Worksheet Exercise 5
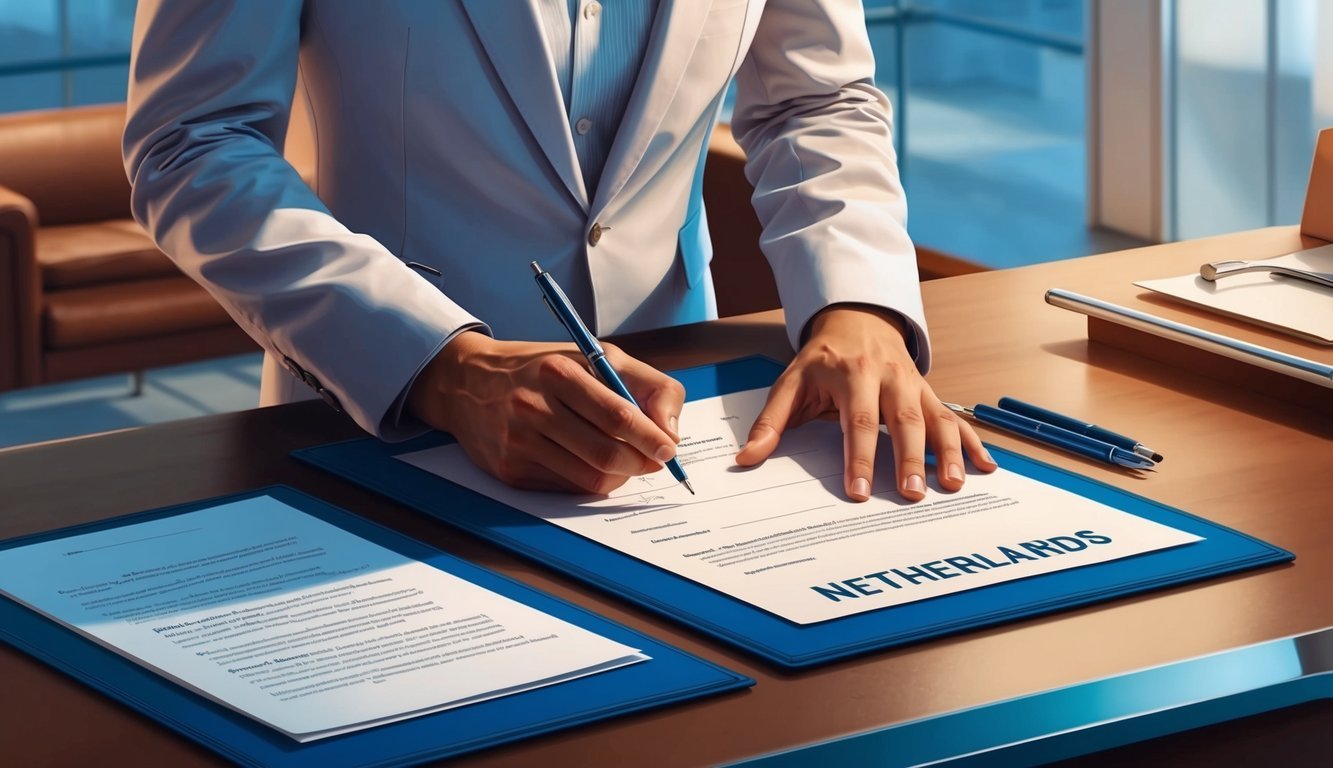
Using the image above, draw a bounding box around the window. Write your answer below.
[0,0,134,112]
[865,0,1141,268]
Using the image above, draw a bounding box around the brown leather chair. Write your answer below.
[0,104,259,393]
[0,103,974,396]
[0,104,755,398]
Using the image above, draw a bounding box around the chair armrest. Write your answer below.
[0,183,41,390]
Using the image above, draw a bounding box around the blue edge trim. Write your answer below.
[293,356,1293,671]
[737,658,1330,767]
[0,487,753,768]
[4,356,1295,766]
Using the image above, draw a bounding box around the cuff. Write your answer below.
[377,321,491,442]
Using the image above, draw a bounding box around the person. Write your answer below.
[122,0,996,503]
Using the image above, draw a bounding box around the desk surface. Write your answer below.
[3,226,1329,766]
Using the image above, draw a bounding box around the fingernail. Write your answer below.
[946,463,964,482]
[668,415,679,439]
[654,445,675,463]
[905,474,925,494]
[982,449,995,465]
[851,477,870,499]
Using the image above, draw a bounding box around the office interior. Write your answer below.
[2,0,1326,449]
[0,1,1330,765]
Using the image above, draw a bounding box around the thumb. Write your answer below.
[736,378,799,466]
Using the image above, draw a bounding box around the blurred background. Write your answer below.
[1,0,1330,449]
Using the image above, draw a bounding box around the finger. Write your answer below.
[609,347,686,441]
[531,435,633,495]
[840,372,882,502]
[499,450,630,495]
[881,378,929,502]
[958,417,998,472]
[735,373,801,466]
[547,399,661,477]
[924,398,967,492]
[538,355,677,465]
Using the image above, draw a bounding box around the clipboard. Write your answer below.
[294,356,1293,669]
[0,486,753,767]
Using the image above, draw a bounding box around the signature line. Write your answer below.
[64,528,204,556]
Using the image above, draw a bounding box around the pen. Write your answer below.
[997,397,1164,462]
[530,262,695,495]
[944,403,1156,470]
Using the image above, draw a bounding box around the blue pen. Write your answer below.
[944,403,1156,470]
[997,397,1163,462]
[530,262,695,495]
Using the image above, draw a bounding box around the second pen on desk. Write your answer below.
[530,262,694,495]
[998,397,1164,463]
[944,403,1156,470]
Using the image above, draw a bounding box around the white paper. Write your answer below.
[399,387,1203,625]
[0,496,645,741]
[1136,245,1333,344]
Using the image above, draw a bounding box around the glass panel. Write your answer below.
[0,0,60,64]
[1273,0,1325,224]
[69,63,128,106]
[891,17,1109,267]
[907,0,1083,39]
[65,0,135,55]
[0,72,62,112]
[1172,0,1325,236]
[1173,0,1268,239]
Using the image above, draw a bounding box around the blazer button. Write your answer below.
[587,223,605,247]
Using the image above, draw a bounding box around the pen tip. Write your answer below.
[683,479,696,496]
[1150,453,1164,463]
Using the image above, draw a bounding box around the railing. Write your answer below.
[0,1,1084,139]
[0,52,129,78]
[864,1,1085,174]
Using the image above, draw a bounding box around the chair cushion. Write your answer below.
[37,219,180,289]
[42,276,235,350]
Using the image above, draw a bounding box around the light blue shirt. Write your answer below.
[535,0,659,194]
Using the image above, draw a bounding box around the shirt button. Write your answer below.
[587,223,604,247]
[584,2,601,20]
[575,117,592,135]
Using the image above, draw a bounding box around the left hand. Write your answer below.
[735,305,997,502]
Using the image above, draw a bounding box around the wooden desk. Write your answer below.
[3,227,1329,766]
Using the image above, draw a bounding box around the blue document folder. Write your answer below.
[294,356,1294,670]
[0,486,753,768]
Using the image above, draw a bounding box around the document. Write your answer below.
[399,387,1202,625]
[1135,244,1333,344]
[0,496,646,741]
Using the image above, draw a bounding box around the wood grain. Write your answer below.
[1,226,1328,766]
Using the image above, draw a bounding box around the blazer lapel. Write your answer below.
[460,0,589,210]
[591,0,710,217]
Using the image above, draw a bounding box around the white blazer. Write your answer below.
[123,0,928,439]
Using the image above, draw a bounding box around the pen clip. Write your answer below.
[531,263,604,359]
[541,294,559,322]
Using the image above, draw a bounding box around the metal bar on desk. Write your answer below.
[1045,288,1333,387]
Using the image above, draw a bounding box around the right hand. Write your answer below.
[406,331,685,495]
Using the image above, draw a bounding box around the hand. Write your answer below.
[406,332,685,495]
[735,306,997,502]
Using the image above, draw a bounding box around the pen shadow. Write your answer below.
[1039,339,1333,440]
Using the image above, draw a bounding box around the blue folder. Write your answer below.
[0,486,753,768]
[294,356,1294,670]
